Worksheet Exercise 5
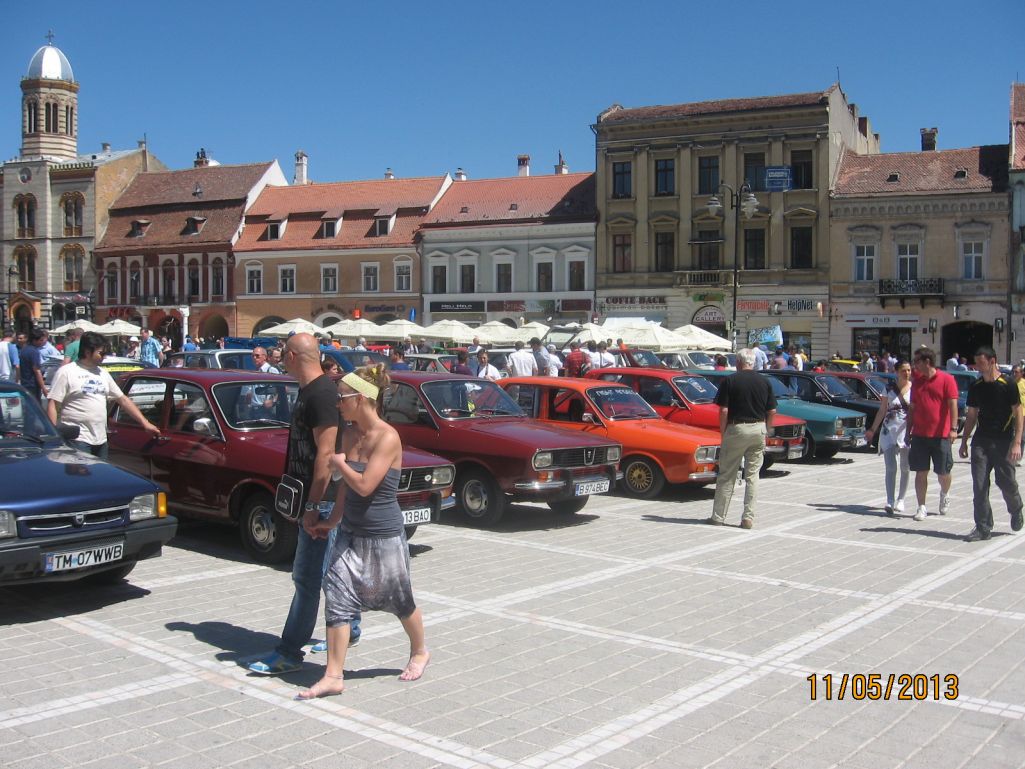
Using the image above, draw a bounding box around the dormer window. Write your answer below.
[322,220,336,238]
[954,168,968,180]
[266,213,287,241]
[129,219,150,237]
[184,216,207,236]
[374,214,395,236]
[886,172,900,183]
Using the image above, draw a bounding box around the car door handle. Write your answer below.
[153,435,171,443]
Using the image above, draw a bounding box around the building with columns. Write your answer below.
[1,39,164,333]
[592,85,879,356]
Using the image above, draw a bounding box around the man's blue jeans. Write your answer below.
[275,516,361,661]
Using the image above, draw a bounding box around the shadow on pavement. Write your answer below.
[641,514,718,526]
[166,520,262,566]
[808,502,886,517]
[437,504,599,534]
[0,579,150,626]
[861,525,1006,541]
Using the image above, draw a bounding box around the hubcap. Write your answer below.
[250,505,276,549]
[626,462,652,492]
[462,480,488,516]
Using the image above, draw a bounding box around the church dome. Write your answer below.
[25,44,75,82]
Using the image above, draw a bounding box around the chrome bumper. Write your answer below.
[688,470,718,481]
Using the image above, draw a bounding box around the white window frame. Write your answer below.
[246,262,263,295]
[266,220,285,240]
[278,264,296,294]
[853,244,876,282]
[955,222,990,282]
[493,259,514,293]
[128,261,142,298]
[321,219,338,238]
[394,256,413,292]
[454,250,478,294]
[104,266,119,302]
[896,242,920,281]
[562,245,590,292]
[374,214,395,236]
[321,263,338,293]
[361,262,380,293]
[530,247,556,292]
[962,240,985,280]
[211,258,224,296]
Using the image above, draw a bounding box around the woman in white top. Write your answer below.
[865,360,912,515]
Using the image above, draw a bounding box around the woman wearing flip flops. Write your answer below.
[298,364,429,699]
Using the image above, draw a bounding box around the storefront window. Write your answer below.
[781,332,812,360]
[851,328,912,363]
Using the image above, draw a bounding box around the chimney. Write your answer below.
[384,168,395,180]
[194,147,209,167]
[101,142,111,153]
[858,116,868,136]
[294,150,308,185]
[920,127,938,152]
[517,154,530,177]
[554,150,568,175]
[454,167,467,181]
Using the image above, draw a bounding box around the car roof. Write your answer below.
[121,369,294,384]
[587,366,679,379]
[502,376,630,391]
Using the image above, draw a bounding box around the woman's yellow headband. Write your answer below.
[341,372,379,401]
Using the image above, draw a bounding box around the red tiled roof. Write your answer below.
[235,210,424,252]
[97,202,246,252]
[1012,84,1025,171]
[598,85,837,125]
[110,162,276,209]
[246,176,449,216]
[422,173,596,226]
[834,146,1008,196]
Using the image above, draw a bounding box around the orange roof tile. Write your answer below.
[246,176,449,216]
[834,146,1008,196]
[422,173,596,226]
[598,85,837,125]
[98,202,246,252]
[111,162,276,208]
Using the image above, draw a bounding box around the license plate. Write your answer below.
[787,446,804,459]
[402,507,431,525]
[44,542,124,573]
[853,436,867,447]
[575,480,610,496]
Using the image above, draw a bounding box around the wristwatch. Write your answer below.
[304,501,332,513]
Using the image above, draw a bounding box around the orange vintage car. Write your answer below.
[500,377,722,499]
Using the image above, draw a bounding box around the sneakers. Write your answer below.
[310,630,361,654]
[964,528,991,542]
[884,504,894,517]
[706,517,724,526]
[939,495,951,515]
[894,499,905,514]
[740,519,754,530]
[1012,508,1023,533]
[248,652,302,676]
[913,505,928,522]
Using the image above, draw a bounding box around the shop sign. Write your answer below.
[738,300,771,312]
[431,301,485,313]
[603,295,668,308]
[365,303,405,313]
[748,324,783,346]
[737,298,817,313]
[844,314,919,326]
[693,292,725,303]
[107,306,137,319]
[692,305,726,324]
[558,299,592,311]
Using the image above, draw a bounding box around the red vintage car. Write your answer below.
[585,367,806,466]
[380,371,622,526]
[105,370,455,563]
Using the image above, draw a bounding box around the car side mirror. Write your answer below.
[192,417,216,436]
[582,412,597,424]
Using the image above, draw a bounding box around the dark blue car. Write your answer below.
[0,382,177,585]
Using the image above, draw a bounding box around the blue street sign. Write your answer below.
[765,166,792,192]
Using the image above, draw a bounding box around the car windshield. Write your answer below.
[673,376,717,404]
[545,328,579,349]
[687,352,715,367]
[212,381,300,428]
[630,349,663,367]
[763,375,800,398]
[587,386,659,420]
[865,375,889,395]
[815,375,856,397]
[0,386,60,442]
[421,379,524,419]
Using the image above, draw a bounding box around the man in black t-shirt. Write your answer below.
[709,348,777,529]
[959,346,1023,541]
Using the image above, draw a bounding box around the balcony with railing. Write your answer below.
[674,269,730,287]
[876,278,945,308]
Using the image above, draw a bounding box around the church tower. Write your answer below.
[20,33,78,160]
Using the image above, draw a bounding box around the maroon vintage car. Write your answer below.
[105,370,455,563]
[381,371,622,526]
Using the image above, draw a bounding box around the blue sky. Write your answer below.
[5,1,1023,182]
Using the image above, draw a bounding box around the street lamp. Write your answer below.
[707,182,759,350]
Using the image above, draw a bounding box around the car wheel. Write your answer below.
[83,562,136,584]
[816,444,840,459]
[800,434,817,463]
[547,497,588,515]
[240,491,298,564]
[620,456,666,499]
[404,525,417,540]
[456,468,506,526]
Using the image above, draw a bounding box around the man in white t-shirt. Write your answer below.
[507,341,538,377]
[596,341,616,369]
[475,350,501,380]
[46,332,160,458]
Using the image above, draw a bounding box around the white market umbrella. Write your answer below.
[259,318,329,337]
[518,320,550,337]
[52,319,102,334]
[95,319,142,336]
[322,318,383,340]
[670,324,732,351]
[566,323,612,347]
[609,323,693,352]
[420,318,482,344]
[374,318,428,341]
[476,321,520,345]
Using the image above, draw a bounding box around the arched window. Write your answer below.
[187,259,201,298]
[162,259,176,302]
[60,244,85,291]
[13,194,36,238]
[26,101,38,133]
[44,102,57,133]
[105,267,118,303]
[211,258,224,297]
[61,192,84,237]
[65,105,74,136]
[13,246,36,291]
[128,262,142,301]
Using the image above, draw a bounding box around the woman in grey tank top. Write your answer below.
[298,365,429,699]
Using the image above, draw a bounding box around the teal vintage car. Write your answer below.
[697,370,867,461]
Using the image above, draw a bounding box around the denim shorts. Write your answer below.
[908,436,953,474]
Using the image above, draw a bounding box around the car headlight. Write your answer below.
[695,446,718,464]
[129,492,167,522]
[533,451,553,469]
[431,466,455,486]
[607,446,621,462]
[0,510,15,539]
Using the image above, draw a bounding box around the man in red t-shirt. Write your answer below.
[563,340,589,377]
[908,346,959,521]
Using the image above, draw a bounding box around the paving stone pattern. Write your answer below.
[2,452,1024,768]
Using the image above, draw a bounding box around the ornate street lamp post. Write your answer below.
[707,183,759,350]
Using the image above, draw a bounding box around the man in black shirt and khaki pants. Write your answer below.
[708,347,777,529]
